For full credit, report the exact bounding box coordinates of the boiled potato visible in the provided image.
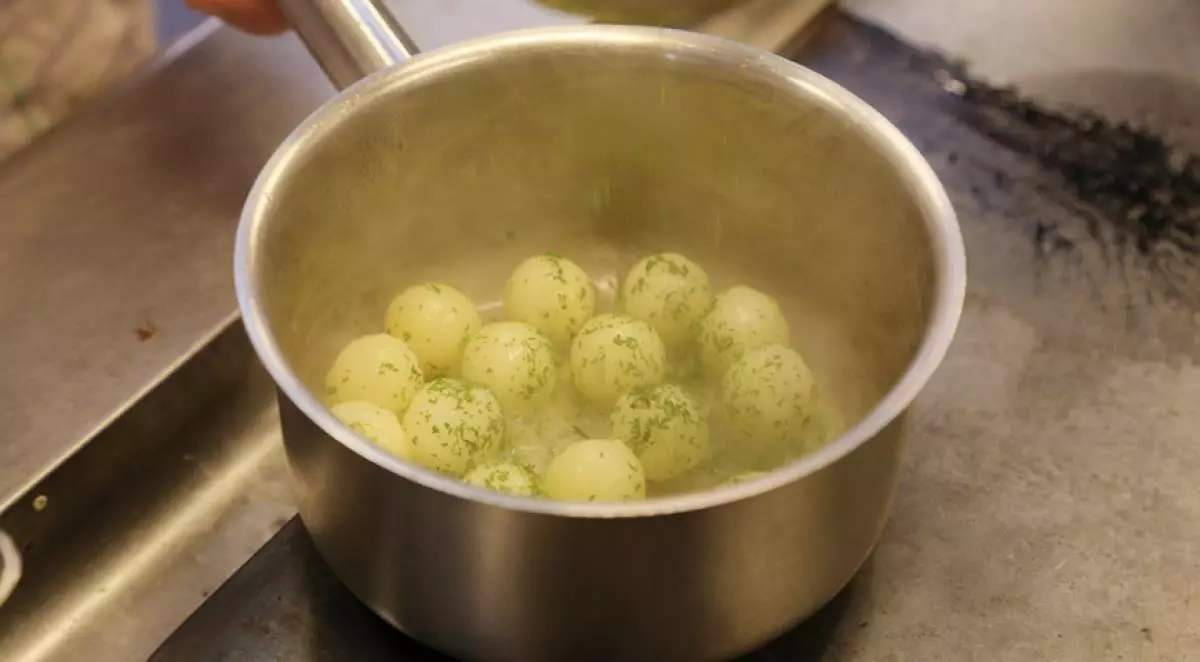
[402,378,505,476]
[720,345,819,449]
[461,322,557,411]
[504,254,596,348]
[325,334,424,414]
[570,314,666,406]
[463,460,542,497]
[697,286,790,375]
[618,253,713,349]
[611,384,709,482]
[543,438,646,502]
[330,400,412,460]
[385,283,482,376]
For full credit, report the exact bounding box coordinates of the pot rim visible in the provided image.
[235,24,965,519]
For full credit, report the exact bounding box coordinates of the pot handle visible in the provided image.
[277,0,421,91]
[0,528,21,607]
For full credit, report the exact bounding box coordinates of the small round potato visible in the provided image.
[330,400,412,460]
[504,254,596,348]
[325,334,424,414]
[463,460,542,497]
[611,384,709,482]
[402,378,505,476]
[618,252,713,349]
[543,438,646,502]
[720,345,819,449]
[385,283,482,376]
[460,322,557,411]
[569,314,667,406]
[697,286,790,375]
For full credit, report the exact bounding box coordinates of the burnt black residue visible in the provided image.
[940,71,1200,258]
[800,15,1200,305]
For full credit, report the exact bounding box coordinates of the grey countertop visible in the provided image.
[1,3,1198,661]
[799,18,1200,660]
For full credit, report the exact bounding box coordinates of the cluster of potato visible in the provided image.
[323,252,829,502]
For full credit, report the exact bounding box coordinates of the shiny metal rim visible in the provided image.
[0,529,22,606]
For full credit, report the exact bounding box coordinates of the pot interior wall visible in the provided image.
[253,39,937,433]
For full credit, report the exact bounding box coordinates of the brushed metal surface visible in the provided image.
[237,20,963,660]
[0,24,330,512]
[148,515,862,661]
[0,323,295,662]
[148,518,454,662]
[0,22,330,662]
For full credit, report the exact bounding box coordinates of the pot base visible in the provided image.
[150,517,863,662]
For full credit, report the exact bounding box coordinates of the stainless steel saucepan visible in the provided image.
[237,1,966,659]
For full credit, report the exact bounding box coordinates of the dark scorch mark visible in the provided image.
[940,70,1200,258]
[798,15,1200,305]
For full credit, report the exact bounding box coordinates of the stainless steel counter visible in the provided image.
[0,4,1198,661]
[0,25,329,509]
[0,24,329,662]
